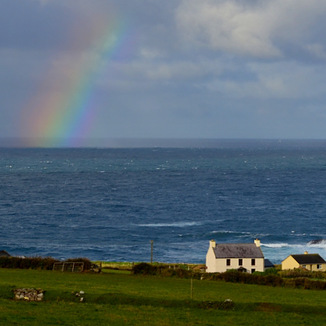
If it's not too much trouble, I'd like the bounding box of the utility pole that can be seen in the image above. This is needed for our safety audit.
[150,240,154,264]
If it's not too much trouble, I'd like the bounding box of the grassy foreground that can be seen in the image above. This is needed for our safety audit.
[0,268,326,325]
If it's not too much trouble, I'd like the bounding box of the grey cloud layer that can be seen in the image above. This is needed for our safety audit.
[176,0,326,61]
[1,0,326,140]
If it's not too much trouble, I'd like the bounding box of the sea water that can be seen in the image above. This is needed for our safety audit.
[1,140,326,264]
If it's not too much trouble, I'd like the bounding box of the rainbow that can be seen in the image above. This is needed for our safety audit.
[22,9,132,147]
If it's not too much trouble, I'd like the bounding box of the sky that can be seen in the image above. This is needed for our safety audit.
[1,0,326,147]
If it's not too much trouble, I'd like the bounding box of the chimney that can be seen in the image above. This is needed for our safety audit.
[254,239,261,247]
[210,240,216,248]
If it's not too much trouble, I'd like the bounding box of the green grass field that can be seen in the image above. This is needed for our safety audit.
[0,268,326,325]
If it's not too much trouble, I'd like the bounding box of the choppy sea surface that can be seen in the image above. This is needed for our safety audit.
[2,140,326,265]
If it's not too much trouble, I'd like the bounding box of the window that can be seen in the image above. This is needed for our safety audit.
[251,259,255,266]
[251,269,255,273]
[317,264,322,270]
[239,259,243,266]
[226,259,231,266]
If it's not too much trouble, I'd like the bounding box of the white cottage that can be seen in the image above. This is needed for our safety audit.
[206,239,264,273]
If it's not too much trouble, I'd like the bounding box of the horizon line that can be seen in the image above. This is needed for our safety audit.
[1,137,326,149]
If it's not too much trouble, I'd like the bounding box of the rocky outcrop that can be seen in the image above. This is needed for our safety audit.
[14,288,44,301]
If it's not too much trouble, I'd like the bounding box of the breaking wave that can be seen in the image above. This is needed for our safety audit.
[307,239,326,247]
[137,221,201,228]
[262,243,304,248]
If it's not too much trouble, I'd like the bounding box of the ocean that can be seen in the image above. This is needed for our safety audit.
[1,139,326,265]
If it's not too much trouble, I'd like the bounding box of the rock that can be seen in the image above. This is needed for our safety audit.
[14,288,44,302]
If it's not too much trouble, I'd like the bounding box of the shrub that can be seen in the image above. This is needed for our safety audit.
[0,256,59,270]
[263,274,284,287]
[132,263,195,278]
[132,263,158,275]
[279,268,325,279]
[303,279,326,290]
[211,270,285,287]
[0,256,94,271]
[263,268,279,275]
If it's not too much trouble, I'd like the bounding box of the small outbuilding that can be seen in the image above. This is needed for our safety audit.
[282,252,326,271]
[264,259,275,270]
[206,239,265,273]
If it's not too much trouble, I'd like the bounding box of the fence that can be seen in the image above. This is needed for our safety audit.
[53,261,84,272]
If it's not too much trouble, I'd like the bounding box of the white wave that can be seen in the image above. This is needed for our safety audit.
[262,243,304,248]
[138,221,200,227]
[211,230,251,235]
[307,239,326,247]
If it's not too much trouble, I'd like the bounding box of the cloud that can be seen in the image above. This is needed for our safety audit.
[2,0,326,141]
[204,61,326,100]
[176,0,326,60]
[137,59,224,81]
[306,44,326,60]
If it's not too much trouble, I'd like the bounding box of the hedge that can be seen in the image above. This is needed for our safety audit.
[0,256,92,271]
[132,263,326,290]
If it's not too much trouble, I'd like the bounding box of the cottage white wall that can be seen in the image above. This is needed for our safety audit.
[206,255,265,273]
[251,258,264,272]
[222,258,264,273]
[206,246,217,273]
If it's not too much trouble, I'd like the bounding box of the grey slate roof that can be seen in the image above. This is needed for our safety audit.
[264,259,275,268]
[291,254,326,264]
[213,243,264,259]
